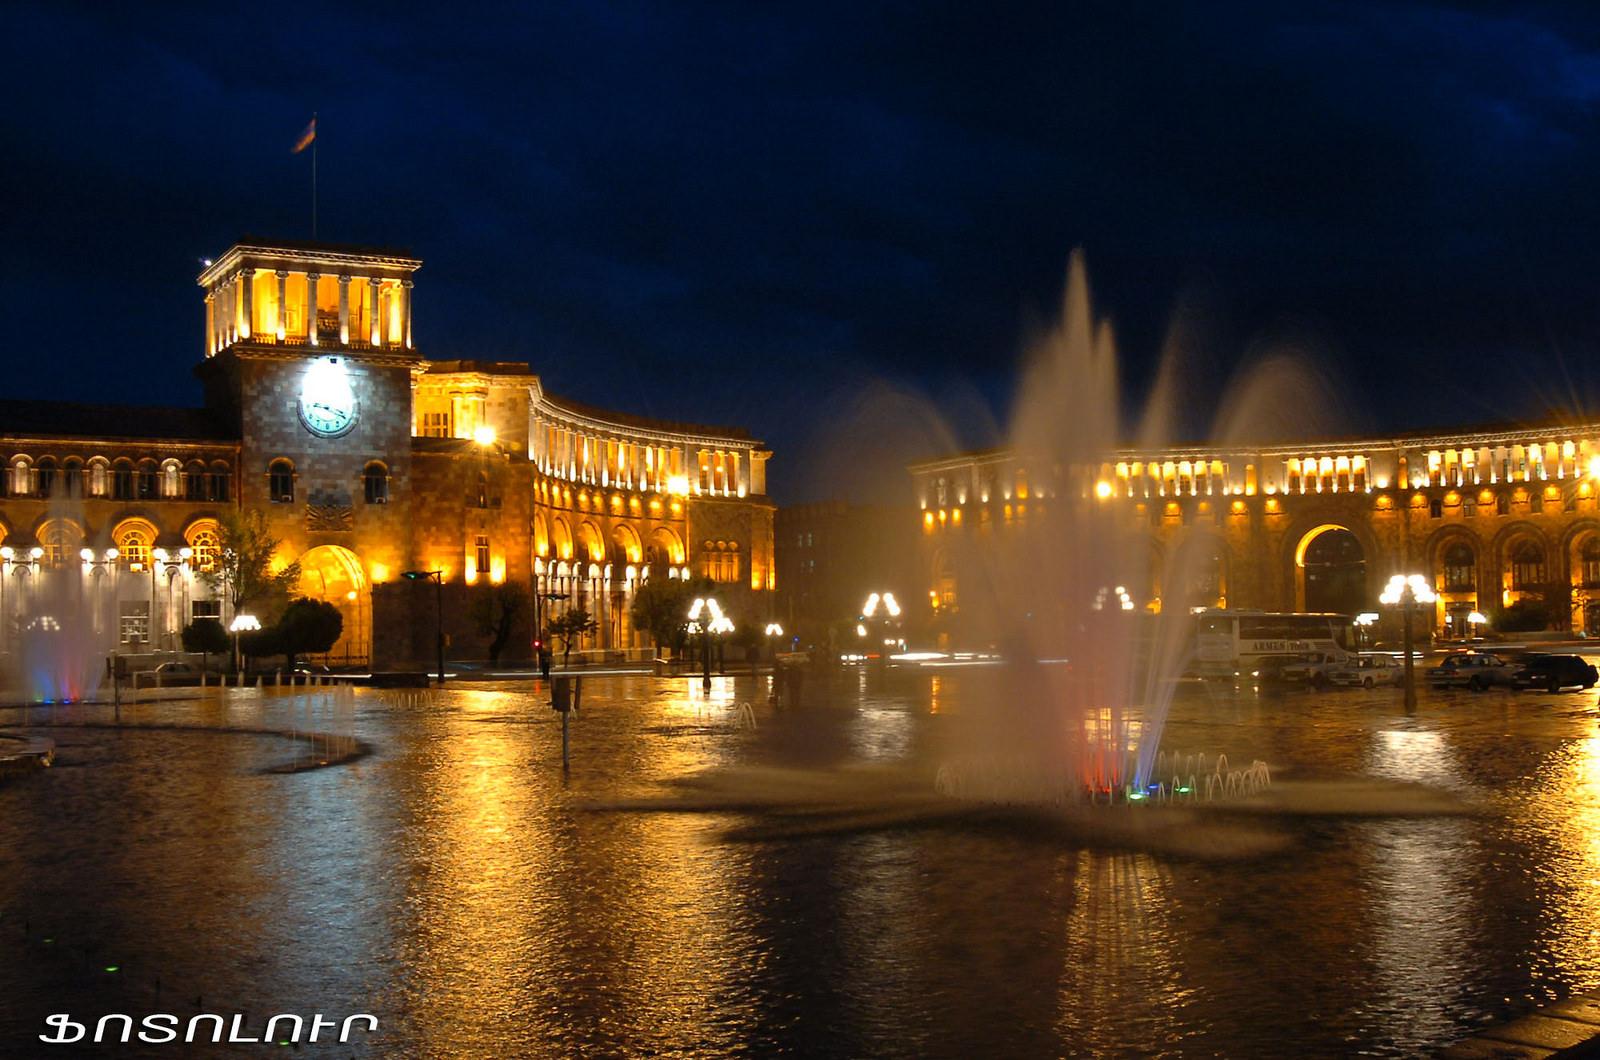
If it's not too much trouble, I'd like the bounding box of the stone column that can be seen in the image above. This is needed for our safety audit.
[239,270,254,339]
[402,278,415,349]
[204,291,216,355]
[275,270,289,340]
[338,274,351,346]
[369,279,383,347]
[306,272,321,346]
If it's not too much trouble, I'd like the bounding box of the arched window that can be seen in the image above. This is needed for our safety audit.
[34,457,57,498]
[11,458,31,496]
[116,525,152,572]
[162,460,181,498]
[38,521,79,568]
[87,458,108,498]
[184,461,207,500]
[185,521,220,573]
[62,458,82,498]
[137,459,159,500]
[208,461,230,502]
[475,470,489,509]
[1583,539,1600,588]
[1443,542,1475,592]
[1510,540,1546,590]
[268,460,294,504]
[363,462,389,504]
[111,459,134,500]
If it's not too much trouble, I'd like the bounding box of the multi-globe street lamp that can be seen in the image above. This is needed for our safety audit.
[229,612,261,679]
[1379,573,1437,711]
[688,596,732,690]
[0,546,44,656]
[860,591,903,662]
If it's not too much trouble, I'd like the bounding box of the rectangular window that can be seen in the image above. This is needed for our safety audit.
[1462,498,1476,518]
[421,411,450,438]
[120,601,150,646]
[191,599,221,621]
[1531,492,1544,513]
[1429,498,1443,519]
[1497,494,1510,516]
[475,535,490,575]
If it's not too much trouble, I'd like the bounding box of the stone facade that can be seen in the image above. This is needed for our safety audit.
[911,430,1600,645]
[0,237,776,668]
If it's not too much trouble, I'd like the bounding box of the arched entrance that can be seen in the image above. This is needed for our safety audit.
[1295,525,1367,614]
[295,545,369,664]
[1572,530,1600,634]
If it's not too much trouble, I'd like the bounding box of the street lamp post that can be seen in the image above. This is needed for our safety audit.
[861,591,902,664]
[764,621,784,668]
[229,612,261,682]
[402,569,446,685]
[688,596,731,690]
[1380,573,1438,712]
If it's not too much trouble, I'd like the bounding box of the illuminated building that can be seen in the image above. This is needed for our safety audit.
[912,431,1600,641]
[0,238,774,664]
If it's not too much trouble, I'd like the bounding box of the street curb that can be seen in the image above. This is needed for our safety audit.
[1442,994,1600,1058]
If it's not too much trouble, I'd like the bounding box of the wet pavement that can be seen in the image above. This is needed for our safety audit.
[4,664,1600,1057]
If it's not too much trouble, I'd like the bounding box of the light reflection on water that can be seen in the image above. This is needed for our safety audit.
[4,670,1600,1055]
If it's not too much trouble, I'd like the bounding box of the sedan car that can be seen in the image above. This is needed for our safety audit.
[1425,652,1516,691]
[1510,654,1598,692]
[1327,655,1403,688]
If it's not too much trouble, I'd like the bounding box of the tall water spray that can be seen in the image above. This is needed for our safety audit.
[5,490,113,703]
[944,251,1229,799]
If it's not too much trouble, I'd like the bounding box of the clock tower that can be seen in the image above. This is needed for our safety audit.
[195,238,424,657]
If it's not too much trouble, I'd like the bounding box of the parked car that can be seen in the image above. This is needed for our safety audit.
[1249,653,1315,685]
[1328,654,1403,688]
[1280,649,1359,687]
[1426,651,1516,691]
[1511,654,1598,692]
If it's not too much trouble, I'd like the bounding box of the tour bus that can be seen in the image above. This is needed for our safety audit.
[1194,609,1358,679]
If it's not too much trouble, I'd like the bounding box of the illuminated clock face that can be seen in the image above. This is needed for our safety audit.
[298,357,358,438]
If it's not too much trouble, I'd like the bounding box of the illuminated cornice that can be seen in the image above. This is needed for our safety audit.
[533,394,761,450]
[197,239,421,287]
[908,420,1600,473]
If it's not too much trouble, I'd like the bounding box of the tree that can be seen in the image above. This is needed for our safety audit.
[470,581,529,665]
[181,617,229,660]
[628,575,713,656]
[547,607,597,669]
[274,597,343,667]
[201,509,301,622]
[1490,580,1569,633]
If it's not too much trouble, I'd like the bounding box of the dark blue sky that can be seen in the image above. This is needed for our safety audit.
[5,3,1600,502]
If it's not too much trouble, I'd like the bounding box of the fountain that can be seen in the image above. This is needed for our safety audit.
[935,250,1302,804]
[4,490,114,704]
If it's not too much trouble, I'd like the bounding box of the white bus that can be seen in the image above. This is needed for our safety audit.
[1194,609,1357,678]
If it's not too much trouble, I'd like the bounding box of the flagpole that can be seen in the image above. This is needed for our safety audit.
[311,111,318,239]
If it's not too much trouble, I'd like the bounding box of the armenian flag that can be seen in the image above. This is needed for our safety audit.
[292,117,316,154]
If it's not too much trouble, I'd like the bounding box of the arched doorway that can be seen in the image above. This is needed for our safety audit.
[1296,525,1367,614]
[1174,536,1227,610]
[1435,537,1479,636]
[295,545,369,664]
[1574,533,1600,634]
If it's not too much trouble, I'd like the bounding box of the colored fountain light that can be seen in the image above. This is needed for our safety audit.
[927,251,1293,805]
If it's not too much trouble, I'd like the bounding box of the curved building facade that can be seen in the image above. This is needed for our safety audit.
[911,427,1600,642]
[0,238,774,667]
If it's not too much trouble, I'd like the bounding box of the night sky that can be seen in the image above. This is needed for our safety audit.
[6,3,1600,503]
